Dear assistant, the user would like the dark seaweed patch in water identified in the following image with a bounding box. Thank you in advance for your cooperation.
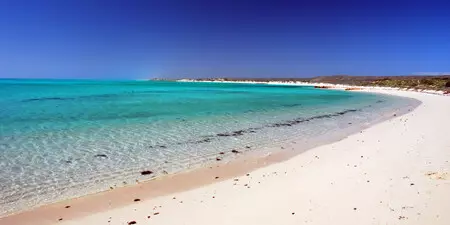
[280,103,303,107]
[268,109,359,128]
[21,93,123,103]
[214,127,261,138]
[147,109,359,151]
[94,154,108,159]
[192,137,212,144]
[22,97,74,102]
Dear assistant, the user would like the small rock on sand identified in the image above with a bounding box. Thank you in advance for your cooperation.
[141,170,153,175]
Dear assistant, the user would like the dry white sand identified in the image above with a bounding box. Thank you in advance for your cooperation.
[4,89,450,225]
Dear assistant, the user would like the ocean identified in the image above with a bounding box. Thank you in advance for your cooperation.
[0,79,419,215]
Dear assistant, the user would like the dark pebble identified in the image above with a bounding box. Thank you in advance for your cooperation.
[134,199,140,202]
[231,150,240,154]
[65,205,70,208]
[141,170,153,175]
[128,221,137,225]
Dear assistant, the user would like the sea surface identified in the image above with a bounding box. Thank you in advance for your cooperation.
[0,79,419,215]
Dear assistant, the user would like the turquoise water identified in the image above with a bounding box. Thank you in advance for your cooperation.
[0,79,418,215]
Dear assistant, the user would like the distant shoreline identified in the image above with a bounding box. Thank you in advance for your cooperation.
[176,78,450,95]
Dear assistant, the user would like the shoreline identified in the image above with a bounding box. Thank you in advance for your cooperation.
[0,95,417,221]
[2,86,449,225]
[177,79,450,96]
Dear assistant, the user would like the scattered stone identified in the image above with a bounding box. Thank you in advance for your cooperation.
[141,170,153,175]
[245,146,251,149]
[353,208,357,210]
[65,205,70,208]
[215,176,219,179]
[147,216,151,219]
[292,212,295,215]
[219,152,225,155]
[216,157,221,161]
[212,196,215,198]
[231,150,240,154]
[410,183,415,186]
[58,218,63,221]
[128,221,137,225]
[134,199,140,202]
[246,173,250,176]
[234,178,239,181]
[153,212,160,215]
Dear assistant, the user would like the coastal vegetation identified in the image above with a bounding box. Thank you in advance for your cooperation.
[307,75,450,91]
[179,75,450,91]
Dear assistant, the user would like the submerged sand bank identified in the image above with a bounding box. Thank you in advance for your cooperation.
[2,89,449,225]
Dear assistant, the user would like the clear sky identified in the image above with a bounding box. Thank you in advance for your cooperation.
[1,0,449,79]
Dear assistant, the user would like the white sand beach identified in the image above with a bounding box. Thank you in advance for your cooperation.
[2,89,449,225]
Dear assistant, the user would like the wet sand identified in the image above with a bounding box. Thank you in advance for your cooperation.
[1,89,449,225]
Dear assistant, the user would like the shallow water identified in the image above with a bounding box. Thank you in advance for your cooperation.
[0,79,418,215]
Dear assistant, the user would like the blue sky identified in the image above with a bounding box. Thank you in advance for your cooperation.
[0,0,449,79]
